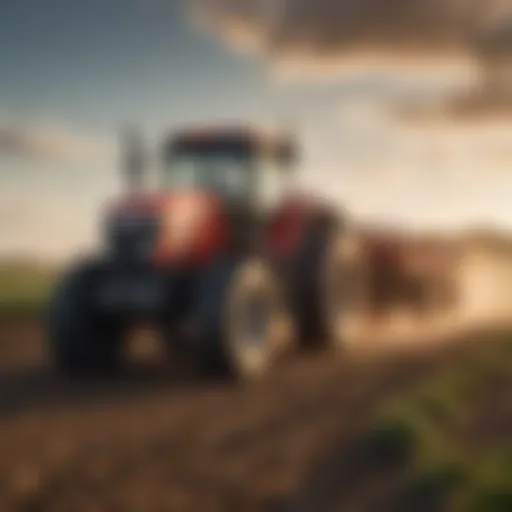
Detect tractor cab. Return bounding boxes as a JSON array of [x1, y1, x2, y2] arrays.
[[108, 127, 300, 267], [162, 128, 297, 211]]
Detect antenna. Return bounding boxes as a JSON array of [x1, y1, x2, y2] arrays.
[[120, 125, 146, 193]]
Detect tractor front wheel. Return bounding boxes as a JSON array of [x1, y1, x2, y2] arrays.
[[48, 261, 123, 377]]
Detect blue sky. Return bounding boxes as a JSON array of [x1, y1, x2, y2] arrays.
[[1, 0, 512, 259], [2, 0, 272, 130], [0, 0, 277, 258]]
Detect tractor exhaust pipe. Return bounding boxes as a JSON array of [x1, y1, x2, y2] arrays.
[[120, 125, 147, 193]]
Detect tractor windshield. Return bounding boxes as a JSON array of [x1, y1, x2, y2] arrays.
[[164, 150, 252, 198]]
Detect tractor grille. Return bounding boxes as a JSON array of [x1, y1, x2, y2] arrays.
[[107, 213, 160, 263]]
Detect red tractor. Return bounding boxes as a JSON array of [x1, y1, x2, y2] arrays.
[[48, 126, 349, 380]]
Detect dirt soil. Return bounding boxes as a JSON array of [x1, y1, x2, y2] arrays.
[[0, 317, 489, 512]]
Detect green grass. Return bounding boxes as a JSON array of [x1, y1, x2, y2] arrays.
[[365, 331, 512, 511], [0, 262, 57, 317]]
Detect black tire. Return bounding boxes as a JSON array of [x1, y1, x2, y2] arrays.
[[291, 219, 337, 345], [47, 260, 123, 377], [193, 257, 295, 381]]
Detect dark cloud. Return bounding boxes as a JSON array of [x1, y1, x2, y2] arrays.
[[194, 0, 511, 56], [194, 0, 512, 117], [445, 86, 512, 120]]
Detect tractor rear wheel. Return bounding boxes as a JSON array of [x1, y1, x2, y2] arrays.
[[48, 261, 123, 377], [193, 258, 295, 381], [288, 217, 342, 347]]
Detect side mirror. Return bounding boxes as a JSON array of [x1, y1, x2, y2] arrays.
[[120, 126, 147, 192]]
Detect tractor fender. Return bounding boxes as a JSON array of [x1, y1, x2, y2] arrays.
[[267, 195, 342, 262]]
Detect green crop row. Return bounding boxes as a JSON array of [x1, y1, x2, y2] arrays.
[[365, 331, 512, 512]]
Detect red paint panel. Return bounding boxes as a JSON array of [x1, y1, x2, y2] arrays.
[[268, 198, 313, 259], [154, 194, 229, 268]]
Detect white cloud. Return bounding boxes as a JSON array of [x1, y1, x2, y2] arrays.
[[0, 115, 115, 167]]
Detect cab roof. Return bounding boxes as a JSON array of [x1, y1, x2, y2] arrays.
[[165, 125, 295, 156]]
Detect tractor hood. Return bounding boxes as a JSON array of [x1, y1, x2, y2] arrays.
[[107, 192, 169, 217], [105, 192, 228, 266]]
